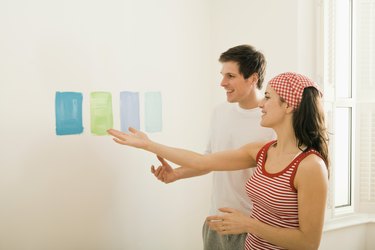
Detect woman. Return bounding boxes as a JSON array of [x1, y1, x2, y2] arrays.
[[107, 72, 329, 250]]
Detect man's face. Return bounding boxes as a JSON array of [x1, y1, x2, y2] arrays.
[[220, 61, 255, 105]]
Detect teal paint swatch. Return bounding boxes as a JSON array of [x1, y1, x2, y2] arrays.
[[144, 91, 162, 132], [90, 92, 113, 135], [55, 92, 84, 135], [120, 91, 140, 131]]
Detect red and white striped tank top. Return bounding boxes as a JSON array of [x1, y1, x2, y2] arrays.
[[245, 140, 321, 250]]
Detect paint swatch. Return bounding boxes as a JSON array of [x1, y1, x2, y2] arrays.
[[55, 92, 84, 135], [90, 92, 113, 135], [144, 91, 162, 132], [120, 91, 140, 131]]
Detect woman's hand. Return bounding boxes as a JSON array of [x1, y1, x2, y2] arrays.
[[107, 127, 151, 149], [206, 207, 252, 235]]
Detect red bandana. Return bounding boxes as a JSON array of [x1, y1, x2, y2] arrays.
[[269, 72, 322, 109]]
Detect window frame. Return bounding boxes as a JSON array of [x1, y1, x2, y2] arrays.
[[322, 0, 355, 216], [322, 0, 375, 223]]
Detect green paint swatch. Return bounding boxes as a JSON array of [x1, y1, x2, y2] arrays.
[[90, 92, 113, 135]]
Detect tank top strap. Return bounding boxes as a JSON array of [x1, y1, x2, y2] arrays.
[[289, 149, 323, 191], [256, 140, 277, 163]]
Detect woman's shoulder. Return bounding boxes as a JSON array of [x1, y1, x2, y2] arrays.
[[294, 152, 329, 191], [241, 140, 275, 158], [297, 152, 328, 179]]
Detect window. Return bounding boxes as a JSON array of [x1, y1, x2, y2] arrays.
[[355, 0, 375, 212], [323, 0, 375, 216], [324, 0, 354, 212]]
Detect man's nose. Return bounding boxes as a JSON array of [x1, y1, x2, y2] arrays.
[[220, 78, 227, 87]]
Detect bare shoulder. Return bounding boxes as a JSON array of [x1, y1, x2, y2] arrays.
[[240, 141, 270, 159], [296, 153, 329, 185]]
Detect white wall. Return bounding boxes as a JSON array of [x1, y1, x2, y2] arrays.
[[210, 0, 319, 106], [0, 1, 213, 249], [320, 222, 375, 250], [321, 225, 367, 250], [366, 222, 375, 250], [0, 0, 322, 249]]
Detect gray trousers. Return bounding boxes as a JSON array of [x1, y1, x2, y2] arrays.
[[202, 220, 247, 250]]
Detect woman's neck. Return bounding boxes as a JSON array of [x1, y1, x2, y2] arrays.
[[273, 125, 301, 155]]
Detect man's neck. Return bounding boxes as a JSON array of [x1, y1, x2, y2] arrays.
[[238, 90, 262, 109]]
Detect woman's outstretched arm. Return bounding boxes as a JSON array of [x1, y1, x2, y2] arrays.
[[107, 127, 262, 171]]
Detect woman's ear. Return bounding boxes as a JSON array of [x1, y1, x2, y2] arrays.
[[284, 103, 295, 114]]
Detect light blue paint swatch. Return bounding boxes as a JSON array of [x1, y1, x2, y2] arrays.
[[144, 91, 162, 132], [90, 92, 113, 136], [120, 91, 140, 132], [55, 92, 84, 135]]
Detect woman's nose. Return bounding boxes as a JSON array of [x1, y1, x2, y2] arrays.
[[258, 99, 265, 108]]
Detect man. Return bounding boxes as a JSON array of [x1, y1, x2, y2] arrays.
[[151, 45, 275, 250]]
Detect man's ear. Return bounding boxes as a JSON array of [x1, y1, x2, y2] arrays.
[[250, 73, 259, 85]]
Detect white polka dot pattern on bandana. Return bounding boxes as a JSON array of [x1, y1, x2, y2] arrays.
[[269, 72, 322, 109]]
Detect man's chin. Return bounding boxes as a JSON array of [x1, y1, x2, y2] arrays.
[[226, 97, 236, 103]]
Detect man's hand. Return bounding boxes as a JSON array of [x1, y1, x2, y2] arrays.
[[151, 155, 179, 183]]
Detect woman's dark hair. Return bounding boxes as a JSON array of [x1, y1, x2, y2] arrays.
[[293, 87, 330, 173]]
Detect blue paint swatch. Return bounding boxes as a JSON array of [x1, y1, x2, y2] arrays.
[[120, 91, 140, 131], [144, 91, 162, 132], [55, 92, 84, 135]]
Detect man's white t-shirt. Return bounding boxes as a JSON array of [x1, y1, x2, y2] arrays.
[[206, 102, 275, 215]]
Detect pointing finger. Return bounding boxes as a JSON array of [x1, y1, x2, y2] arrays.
[[157, 155, 167, 164]]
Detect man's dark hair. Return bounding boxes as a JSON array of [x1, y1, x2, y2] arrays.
[[219, 45, 267, 89]]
